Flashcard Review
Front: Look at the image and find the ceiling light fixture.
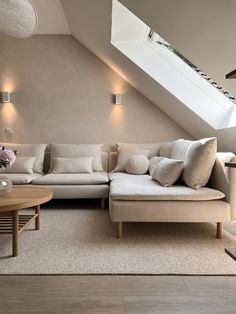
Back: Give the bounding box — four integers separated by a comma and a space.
0, 0, 38, 38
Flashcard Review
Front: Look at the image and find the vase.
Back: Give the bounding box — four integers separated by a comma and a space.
0, 176, 13, 196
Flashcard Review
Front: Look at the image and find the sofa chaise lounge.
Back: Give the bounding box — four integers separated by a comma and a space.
108, 142, 236, 239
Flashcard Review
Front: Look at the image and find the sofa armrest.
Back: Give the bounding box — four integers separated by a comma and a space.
208, 152, 236, 221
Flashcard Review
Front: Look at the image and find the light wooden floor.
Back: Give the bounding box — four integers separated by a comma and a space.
1, 201, 236, 313
0, 275, 236, 314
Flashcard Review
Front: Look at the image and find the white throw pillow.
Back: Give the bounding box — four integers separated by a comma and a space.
125, 155, 149, 175
0, 156, 36, 174
149, 156, 165, 175
50, 144, 103, 172
113, 148, 150, 172
51, 157, 93, 174
152, 158, 184, 187
170, 139, 193, 161
182, 137, 217, 189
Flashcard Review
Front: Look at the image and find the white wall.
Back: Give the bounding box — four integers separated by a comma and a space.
0, 35, 190, 148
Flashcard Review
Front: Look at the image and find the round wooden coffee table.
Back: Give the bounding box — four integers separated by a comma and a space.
0, 186, 53, 257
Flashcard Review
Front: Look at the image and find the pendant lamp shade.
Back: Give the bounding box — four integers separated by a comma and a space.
0, 0, 37, 38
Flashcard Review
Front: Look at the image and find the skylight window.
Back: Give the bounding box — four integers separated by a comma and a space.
111, 0, 236, 129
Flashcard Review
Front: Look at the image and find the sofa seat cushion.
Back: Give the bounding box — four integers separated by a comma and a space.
32, 172, 109, 185
1, 173, 43, 184
109, 173, 225, 201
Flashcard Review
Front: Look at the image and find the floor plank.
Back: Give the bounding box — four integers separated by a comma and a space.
0, 276, 236, 314
184, 276, 236, 296
0, 296, 124, 314
0, 275, 189, 297
124, 295, 236, 314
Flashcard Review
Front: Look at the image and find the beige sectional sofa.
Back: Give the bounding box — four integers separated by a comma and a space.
1, 140, 236, 239
108, 142, 236, 239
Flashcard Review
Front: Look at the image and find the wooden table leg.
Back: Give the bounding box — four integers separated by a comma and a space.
12, 210, 19, 257
35, 205, 40, 230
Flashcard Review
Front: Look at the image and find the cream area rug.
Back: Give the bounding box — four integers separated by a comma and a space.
0, 207, 236, 275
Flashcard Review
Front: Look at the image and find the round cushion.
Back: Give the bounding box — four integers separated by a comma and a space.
125, 155, 149, 175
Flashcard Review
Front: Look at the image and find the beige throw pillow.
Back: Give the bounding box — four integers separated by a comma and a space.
125, 155, 149, 175
113, 148, 150, 172
0, 156, 36, 174
152, 158, 184, 187
50, 144, 103, 172
51, 157, 93, 174
149, 156, 165, 175
182, 137, 217, 189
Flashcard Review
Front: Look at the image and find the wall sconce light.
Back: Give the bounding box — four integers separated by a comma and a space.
1, 92, 11, 103
113, 94, 122, 105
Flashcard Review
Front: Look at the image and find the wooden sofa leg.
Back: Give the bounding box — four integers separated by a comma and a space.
117, 222, 123, 239
217, 222, 223, 239
101, 198, 105, 209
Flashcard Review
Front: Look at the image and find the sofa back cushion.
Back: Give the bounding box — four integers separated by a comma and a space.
182, 137, 217, 189
49, 144, 103, 172
2, 143, 47, 173
159, 141, 176, 158
116, 143, 162, 158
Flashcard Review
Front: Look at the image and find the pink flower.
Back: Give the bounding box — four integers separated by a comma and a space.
0, 146, 16, 167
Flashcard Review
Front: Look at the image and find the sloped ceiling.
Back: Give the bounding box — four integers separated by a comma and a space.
120, 0, 236, 97
32, 0, 70, 34
62, 0, 236, 152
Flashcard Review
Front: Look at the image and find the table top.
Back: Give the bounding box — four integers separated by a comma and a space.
0, 186, 53, 213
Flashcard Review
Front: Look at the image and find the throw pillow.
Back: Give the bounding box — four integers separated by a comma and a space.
51, 157, 93, 174
170, 139, 193, 160
113, 148, 150, 172
149, 156, 165, 175
182, 137, 217, 189
0, 156, 36, 174
125, 155, 149, 175
152, 158, 184, 187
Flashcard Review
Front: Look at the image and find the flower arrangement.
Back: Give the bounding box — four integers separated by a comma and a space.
0, 144, 16, 169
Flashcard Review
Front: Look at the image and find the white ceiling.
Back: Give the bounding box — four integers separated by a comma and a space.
32, 0, 70, 34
